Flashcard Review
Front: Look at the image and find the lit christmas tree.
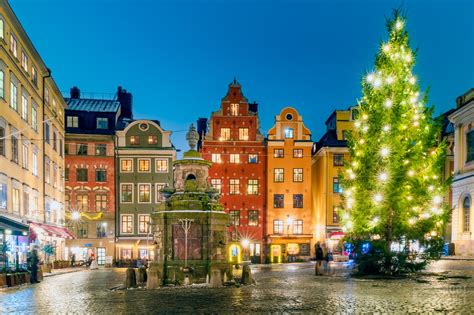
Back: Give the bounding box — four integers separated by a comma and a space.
340, 10, 450, 274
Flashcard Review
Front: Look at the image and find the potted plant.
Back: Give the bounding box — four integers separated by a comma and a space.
41, 243, 55, 273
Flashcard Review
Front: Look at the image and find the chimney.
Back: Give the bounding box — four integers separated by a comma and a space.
117, 86, 133, 119
70, 86, 80, 99
249, 101, 258, 113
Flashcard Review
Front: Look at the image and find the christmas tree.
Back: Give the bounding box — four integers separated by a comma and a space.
340, 10, 450, 275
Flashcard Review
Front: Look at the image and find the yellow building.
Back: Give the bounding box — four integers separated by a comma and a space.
311, 107, 356, 257
0, 0, 68, 265
266, 107, 312, 262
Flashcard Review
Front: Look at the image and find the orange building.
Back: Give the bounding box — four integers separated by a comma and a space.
311, 107, 356, 257
266, 107, 312, 262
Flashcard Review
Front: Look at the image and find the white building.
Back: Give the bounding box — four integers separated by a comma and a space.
449, 88, 474, 256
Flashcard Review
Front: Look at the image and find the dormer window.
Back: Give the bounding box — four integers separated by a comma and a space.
230, 103, 239, 116
284, 128, 294, 139
96, 117, 108, 129
130, 136, 139, 145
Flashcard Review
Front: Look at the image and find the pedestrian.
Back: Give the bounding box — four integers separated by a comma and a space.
324, 249, 332, 275
70, 253, 76, 267
315, 243, 324, 276
30, 249, 40, 283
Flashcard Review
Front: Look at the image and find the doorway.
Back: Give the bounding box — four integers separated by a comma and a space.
97, 247, 106, 266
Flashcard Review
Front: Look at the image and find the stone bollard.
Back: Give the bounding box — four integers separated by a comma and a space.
209, 268, 222, 288
241, 264, 255, 285
146, 265, 161, 289
125, 268, 137, 288
137, 267, 147, 284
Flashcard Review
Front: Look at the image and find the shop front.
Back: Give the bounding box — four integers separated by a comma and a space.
325, 230, 349, 261
29, 221, 76, 262
115, 239, 155, 267
0, 215, 29, 271
267, 236, 312, 263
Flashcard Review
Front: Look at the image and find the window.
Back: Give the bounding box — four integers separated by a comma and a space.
0, 175, 6, 209
139, 249, 149, 260
65, 193, 71, 210
31, 106, 37, 131
229, 210, 240, 226
96, 223, 106, 238
52, 164, 57, 188
156, 183, 167, 202
45, 88, 50, 105
22, 140, 28, 169
0, 126, 4, 156
230, 103, 239, 116
273, 220, 284, 234
21, 51, 28, 72
121, 184, 133, 203
333, 177, 342, 193
248, 210, 258, 226
96, 117, 108, 129
247, 179, 258, 195
148, 135, 158, 145
23, 189, 30, 217
293, 149, 303, 158
67, 116, 79, 128
274, 194, 284, 208
44, 122, 50, 144
467, 130, 474, 162
10, 33, 17, 58
274, 168, 284, 182
333, 206, 340, 224
333, 154, 344, 166
293, 194, 303, 208
121, 215, 133, 234
121, 159, 133, 172
65, 167, 69, 181
0, 70, 4, 99
239, 128, 249, 140
139, 215, 150, 234
293, 220, 303, 234
10, 81, 17, 111
53, 130, 57, 151
95, 194, 107, 212
220, 128, 230, 141
230, 154, 240, 163
32, 149, 38, 176
138, 184, 151, 203
12, 187, 20, 214
77, 168, 88, 182
130, 135, 139, 145
248, 154, 258, 163
211, 153, 222, 163
156, 159, 168, 172
274, 149, 284, 158
284, 128, 294, 139
11, 135, 18, 164
229, 179, 240, 195
0, 18, 3, 39
293, 168, 303, 182
76, 193, 89, 211
463, 196, 471, 232
59, 139, 63, 157
21, 92, 28, 120
211, 179, 222, 193
95, 144, 106, 156
138, 159, 150, 172
32, 67, 38, 86
95, 169, 106, 182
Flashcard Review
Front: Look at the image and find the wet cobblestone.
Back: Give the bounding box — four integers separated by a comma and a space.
0, 260, 473, 314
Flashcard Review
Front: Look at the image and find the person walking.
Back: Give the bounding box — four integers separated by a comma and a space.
70, 253, 76, 267
315, 243, 324, 276
30, 249, 40, 283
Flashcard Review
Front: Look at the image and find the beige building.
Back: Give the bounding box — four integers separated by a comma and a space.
449, 88, 474, 256
0, 0, 69, 267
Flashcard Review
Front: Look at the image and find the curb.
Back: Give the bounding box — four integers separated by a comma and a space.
43, 268, 86, 278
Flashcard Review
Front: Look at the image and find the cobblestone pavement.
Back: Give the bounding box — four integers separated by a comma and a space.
0, 260, 473, 314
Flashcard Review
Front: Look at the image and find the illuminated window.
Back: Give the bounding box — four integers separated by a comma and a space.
274, 194, 284, 208
230, 103, 239, 116
220, 128, 231, 141
248, 210, 259, 226
239, 128, 249, 140
211, 153, 222, 163
230, 154, 240, 163
293, 220, 303, 234
463, 196, 471, 232
121, 159, 133, 172
333, 177, 342, 193
274, 168, 284, 182
274, 149, 284, 158
229, 210, 240, 226
138, 184, 151, 203
284, 128, 294, 139
139, 215, 150, 234
121, 184, 133, 203
229, 179, 240, 195
148, 135, 158, 144
138, 159, 151, 172
248, 154, 258, 163
333, 206, 340, 224
76, 193, 89, 211
156, 159, 168, 172
121, 215, 133, 234
211, 179, 222, 193
273, 220, 283, 234
293, 149, 303, 158
247, 179, 258, 195
293, 168, 303, 182
130, 136, 139, 145
95, 194, 107, 212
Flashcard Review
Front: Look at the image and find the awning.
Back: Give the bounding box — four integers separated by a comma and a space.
328, 231, 345, 239
29, 222, 76, 241
0, 215, 29, 236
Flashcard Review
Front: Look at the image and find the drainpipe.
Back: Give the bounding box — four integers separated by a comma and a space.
114, 133, 119, 263
42, 68, 51, 224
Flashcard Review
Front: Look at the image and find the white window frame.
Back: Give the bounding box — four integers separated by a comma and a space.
10, 33, 17, 58
31, 102, 38, 131
120, 158, 133, 173
120, 214, 134, 234
22, 138, 28, 170
21, 50, 28, 72
138, 158, 151, 173
155, 158, 168, 173
138, 214, 151, 234
0, 70, 4, 99
10, 81, 17, 111
120, 183, 134, 204
137, 183, 151, 204
211, 178, 222, 193
155, 183, 167, 202
229, 154, 240, 164
220, 128, 230, 141
211, 153, 222, 163
67, 116, 79, 128
238, 128, 249, 141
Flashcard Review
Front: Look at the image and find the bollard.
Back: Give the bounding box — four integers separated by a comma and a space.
209, 268, 222, 288
241, 264, 255, 285
146, 265, 161, 289
125, 268, 137, 288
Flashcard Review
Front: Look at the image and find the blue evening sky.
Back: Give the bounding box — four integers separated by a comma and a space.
11, 0, 474, 153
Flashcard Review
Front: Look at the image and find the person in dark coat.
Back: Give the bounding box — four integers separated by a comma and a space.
315, 243, 324, 276
30, 249, 40, 283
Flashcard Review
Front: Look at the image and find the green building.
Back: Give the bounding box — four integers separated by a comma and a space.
115, 120, 176, 263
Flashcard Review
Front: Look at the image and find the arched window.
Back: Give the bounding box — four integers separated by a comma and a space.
186, 174, 196, 181
463, 195, 471, 232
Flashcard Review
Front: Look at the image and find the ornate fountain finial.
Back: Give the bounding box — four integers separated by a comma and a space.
186, 123, 199, 151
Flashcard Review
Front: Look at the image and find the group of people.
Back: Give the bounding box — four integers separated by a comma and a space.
314, 243, 333, 276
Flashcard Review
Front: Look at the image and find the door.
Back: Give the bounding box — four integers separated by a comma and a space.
271, 245, 282, 263
97, 247, 106, 266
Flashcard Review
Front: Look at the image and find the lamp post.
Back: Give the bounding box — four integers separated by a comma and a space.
179, 218, 194, 268
286, 215, 292, 237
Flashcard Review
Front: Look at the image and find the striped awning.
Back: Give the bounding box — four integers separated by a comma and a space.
29, 222, 76, 240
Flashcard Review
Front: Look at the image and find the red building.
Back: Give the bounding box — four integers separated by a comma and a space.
200, 80, 266, 263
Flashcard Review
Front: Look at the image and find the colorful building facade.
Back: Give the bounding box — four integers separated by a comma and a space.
266, 107, 312, 262
311, 107, 356, 256
115, 119, 176, 262
200, 80, 266, 263
0, 0, 69, 268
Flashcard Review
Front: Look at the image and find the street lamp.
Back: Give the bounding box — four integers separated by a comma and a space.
286, 215, 292, 236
